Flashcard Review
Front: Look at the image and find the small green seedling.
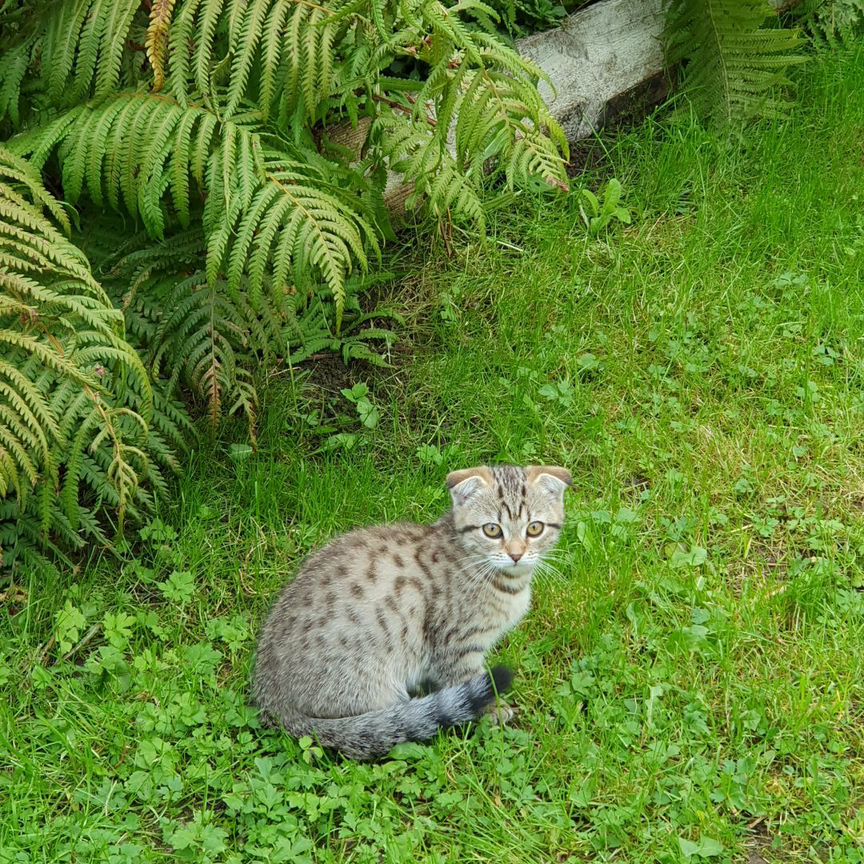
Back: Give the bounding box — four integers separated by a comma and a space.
340, 382, 380, 429
579, 178, 632, 235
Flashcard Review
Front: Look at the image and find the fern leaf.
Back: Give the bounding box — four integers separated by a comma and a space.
28, 0, 143, 105
211, 153, 377, 332
0, 153, 72, 232
95, 0, 140, 99
195, 0, 228, 96
794, 0, 864, 47
302, 8, 330, 122
103, 232, 304, 434
0, 38, 34, 127
69, 0, 107, 103
86, 97, 128, 206
0, 144, 173, 568
12, 93, 258, 239
60, 409, 100, 530
664, 0, 806, 124
226, 0, 272, 116
46, 1, 92, 102
168, 0, 203, 103
259, 0, 291, 120
147, 0, 179, 92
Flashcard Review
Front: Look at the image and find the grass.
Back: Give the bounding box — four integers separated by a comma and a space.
4, 44, 864, 863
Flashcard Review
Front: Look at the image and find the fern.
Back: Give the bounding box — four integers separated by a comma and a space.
664, 0, 807, 124
12, 92, 230, 237
288, 308, 398, 366
0, 0, 145, 127
13, 94, 377, 329
0, 146, 181, 572
147, 0, 180, 92
207, 151, 379, 330
0, 36, 34, 128
104, 231, 397, 432
372, 114, 486, 225
4, 0, 569, 323
167, 0, 341, 122
105, 231, 274, 434
794, 0, 864, 47
161, 0, 568, 185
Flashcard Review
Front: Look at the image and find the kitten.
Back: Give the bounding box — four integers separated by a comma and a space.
252, 464, 571, 760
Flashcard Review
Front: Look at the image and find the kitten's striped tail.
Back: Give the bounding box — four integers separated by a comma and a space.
277, 666, 513, 761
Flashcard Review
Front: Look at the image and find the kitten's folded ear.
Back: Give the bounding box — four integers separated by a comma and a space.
527, 466, 573, 497
446, 467, 492, 506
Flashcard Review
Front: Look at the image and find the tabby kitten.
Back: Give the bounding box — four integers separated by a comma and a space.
252, 464, 571, 760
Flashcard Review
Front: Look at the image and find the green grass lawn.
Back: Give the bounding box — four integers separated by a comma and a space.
4, 45, 864, 864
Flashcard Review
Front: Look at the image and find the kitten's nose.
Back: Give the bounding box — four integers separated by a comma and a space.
509, 552, 523, 563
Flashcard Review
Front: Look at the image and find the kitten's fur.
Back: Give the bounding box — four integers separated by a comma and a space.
252, 464, 571, 760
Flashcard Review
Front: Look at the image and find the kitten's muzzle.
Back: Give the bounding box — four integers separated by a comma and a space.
499, 559, 534, 578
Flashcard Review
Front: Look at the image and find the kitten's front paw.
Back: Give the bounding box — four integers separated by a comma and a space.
486, 703, 515, 726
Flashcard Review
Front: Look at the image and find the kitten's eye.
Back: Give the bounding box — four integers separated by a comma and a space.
526, 521, 545, 537
481, 523, 502, 538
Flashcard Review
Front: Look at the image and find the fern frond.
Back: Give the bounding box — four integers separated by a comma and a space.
0, 500, 68, 575
357, 0, 570, 199
226, 0, 273, 116
664, 0, 807, 124
103, 226, 393, 432
0, 0, 146, 112
45, 2, 92, 102
147, 0, 179, 92
12, 92, 242, 238
0, 145, 178, 570
210, 151, 378, 332
152, 273, 249, 425
795, 0, 864, 48
106, 233, 274, 433
94, 0, 142, 101
0, 37, 34, 128
373, 113, 486, 226
178, 0, 227, 97
165, 0, 339, 122
166, 0, 201, 103
7, 0, 568, 285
